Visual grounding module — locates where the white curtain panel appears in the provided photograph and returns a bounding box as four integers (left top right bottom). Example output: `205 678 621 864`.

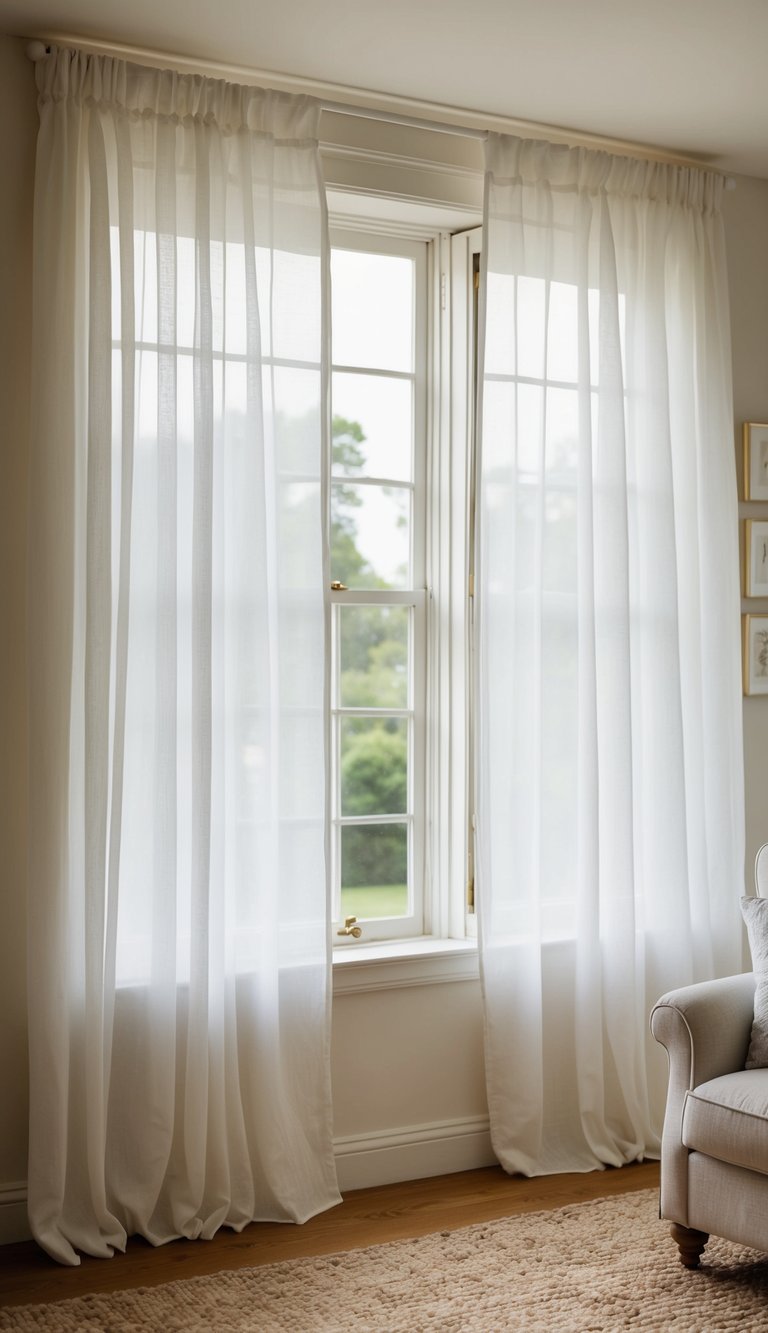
27 49 340 1265
476 134 744 1176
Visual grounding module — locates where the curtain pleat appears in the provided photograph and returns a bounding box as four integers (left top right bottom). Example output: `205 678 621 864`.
28 47 339 1266
476 134 744 1177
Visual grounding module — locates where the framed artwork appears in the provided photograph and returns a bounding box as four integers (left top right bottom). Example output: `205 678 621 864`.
745 520 768 596
743 615 768 695
743 422 768 500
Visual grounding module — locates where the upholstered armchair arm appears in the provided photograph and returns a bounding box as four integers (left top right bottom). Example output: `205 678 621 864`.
650 973 755 1226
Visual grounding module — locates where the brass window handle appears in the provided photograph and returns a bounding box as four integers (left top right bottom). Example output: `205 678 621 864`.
337 915 362 938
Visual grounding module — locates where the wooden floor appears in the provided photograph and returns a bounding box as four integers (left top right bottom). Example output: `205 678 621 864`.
0 1160 659 1309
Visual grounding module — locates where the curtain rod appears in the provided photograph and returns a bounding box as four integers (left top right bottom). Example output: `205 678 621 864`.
26 35 733 180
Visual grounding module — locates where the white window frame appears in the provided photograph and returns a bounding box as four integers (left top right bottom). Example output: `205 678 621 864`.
429 226 482 944
328 217 482 967
329 229 429 944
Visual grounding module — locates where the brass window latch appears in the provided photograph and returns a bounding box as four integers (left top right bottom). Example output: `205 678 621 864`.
330 581 348 591
337 915 362 938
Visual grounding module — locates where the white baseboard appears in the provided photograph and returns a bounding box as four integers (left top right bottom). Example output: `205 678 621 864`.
1 1120 496 1245
333 1114 496 1192
0 1183 31 1245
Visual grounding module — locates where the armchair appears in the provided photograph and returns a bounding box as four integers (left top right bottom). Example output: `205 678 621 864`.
651 848 768 1268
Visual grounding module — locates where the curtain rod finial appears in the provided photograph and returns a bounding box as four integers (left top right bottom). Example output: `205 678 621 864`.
27 41 51 62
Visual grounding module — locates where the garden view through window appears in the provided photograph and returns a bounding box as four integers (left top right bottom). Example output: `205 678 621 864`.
330 239 426 936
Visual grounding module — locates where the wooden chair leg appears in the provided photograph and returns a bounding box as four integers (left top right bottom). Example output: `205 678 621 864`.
670 1222 709 1269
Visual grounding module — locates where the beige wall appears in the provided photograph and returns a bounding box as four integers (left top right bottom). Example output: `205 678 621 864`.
723 177 768 892
0 34 35 1188
2 30 768 1228
332 980 487 1139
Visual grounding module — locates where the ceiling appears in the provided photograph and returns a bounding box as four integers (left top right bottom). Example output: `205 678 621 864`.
3 0 768 177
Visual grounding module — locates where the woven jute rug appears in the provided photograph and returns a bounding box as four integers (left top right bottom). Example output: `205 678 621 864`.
3 1188 768 1331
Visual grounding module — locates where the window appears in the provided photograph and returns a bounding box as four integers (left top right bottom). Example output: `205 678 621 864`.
329 234 428 943
328 222 482 951
108 210 481 968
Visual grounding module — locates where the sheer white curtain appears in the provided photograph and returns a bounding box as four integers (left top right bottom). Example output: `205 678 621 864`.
476 134 744 1176
27 49 340 1265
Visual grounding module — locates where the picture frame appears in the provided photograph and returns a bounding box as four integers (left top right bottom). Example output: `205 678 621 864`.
745 520 768 596
743 422 768 500
743 614 768 695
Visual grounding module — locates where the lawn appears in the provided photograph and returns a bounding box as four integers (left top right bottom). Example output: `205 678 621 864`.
341 884 407 920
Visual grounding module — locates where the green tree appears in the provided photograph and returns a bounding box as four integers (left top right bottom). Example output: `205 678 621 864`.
331 415 380 588
332 415 366 475
323 413 408 897
341 726 407 816
339 612 408 701
341 825 407 898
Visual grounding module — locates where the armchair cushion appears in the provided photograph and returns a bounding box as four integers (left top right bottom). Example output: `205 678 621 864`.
740 896 768 1068
682 1068 768 1175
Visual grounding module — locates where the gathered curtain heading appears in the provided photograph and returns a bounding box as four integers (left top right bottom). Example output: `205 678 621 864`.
484 132 724 214
35 46 321 139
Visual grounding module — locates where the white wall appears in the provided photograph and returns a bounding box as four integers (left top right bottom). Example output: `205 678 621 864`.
0 33 35 1239
332 979 490 1189
2 31 768 1243
723 177 768 895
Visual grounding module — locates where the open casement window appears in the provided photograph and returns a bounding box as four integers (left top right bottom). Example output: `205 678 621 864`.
329 233 428 943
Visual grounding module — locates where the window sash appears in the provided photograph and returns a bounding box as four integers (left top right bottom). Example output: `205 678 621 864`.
329 231 428 943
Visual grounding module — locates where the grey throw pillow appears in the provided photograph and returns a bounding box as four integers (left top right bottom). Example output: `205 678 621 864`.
741 896 768 1068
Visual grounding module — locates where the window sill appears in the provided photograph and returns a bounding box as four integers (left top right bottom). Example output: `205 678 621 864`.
332 937 479 995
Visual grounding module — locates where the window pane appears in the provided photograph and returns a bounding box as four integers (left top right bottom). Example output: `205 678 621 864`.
484 271 517 376
341 717 408 816
517 276 545 380
331 483 410 588
339 605 409 709
332 373 413 482
263 365 323 476
547 282 578 384
177 237 195 348
331 249 413 372
134 229 158 344
224 241 247 356
270 248 322 364
546 387 579 474
341 823 408 920
516 383 544 476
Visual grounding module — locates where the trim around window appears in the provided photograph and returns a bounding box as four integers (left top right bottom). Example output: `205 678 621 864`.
324 211 481 966
332 936 479 994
